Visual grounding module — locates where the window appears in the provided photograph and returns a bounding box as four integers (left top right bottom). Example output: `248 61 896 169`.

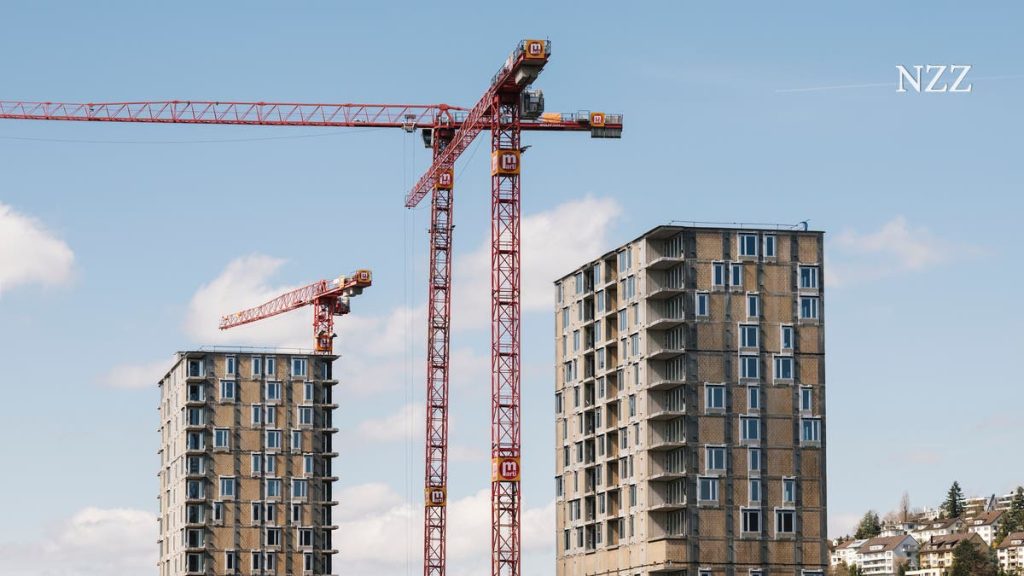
706 447 726 471
705 385 725 410
212 501 224 523
555 392 563 414
266 381 282 402
291 357 308 377
252 404 266 425
562 307 569 330
800 387 813 412
699 477 719 502
298 406 314 426
749 478 762 503
801 418 822 443
696 292 709 317
225 355 237 375
292 430 303 450
740 416 760 442
799 266 820 289
575 271 584 295
781 325 794 350
187 359 204 377
618 249 631 272
266 356 276 376
252 356 263 377
186 455 205 475
304 381 315 402
266 527 282 546
748 386 760 410
713 262 726 287
298 528 314 548
748 448 762 472
213 428 230 449
186 479 205 499
266 430 282 450
730 263 743 287
776 509 796 534
304 454 314 476
740 324 758 348
252 453 264 475
266 478 282 499
573 330 580 352
186 553 204 573
220 380 236 401
292 479 308 499
783 478 796 503
225 551 237 571
219 477 236 499
630 333 639 357
740 355 759 380
628 394 636 418
630 484 638 507
739 234 758 257
747 293 760 317
557 282 563 303
742 508 762 533
774 356 794 381
764 235 776 258
618 309 627 331
186 431 204 450
800 296 820 320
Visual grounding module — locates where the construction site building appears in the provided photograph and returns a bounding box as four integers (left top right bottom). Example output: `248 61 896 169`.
158 350 338 576
554 224 828 576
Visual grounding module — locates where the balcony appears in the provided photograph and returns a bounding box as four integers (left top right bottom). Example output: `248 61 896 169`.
647 333 685 360
647 269 685 300
648 512 688 541
648 455 687 481
647 242 685 270
648 362 685 390
649 421 686 450
648 391 685 420
647 301 685 330
649 486 687 512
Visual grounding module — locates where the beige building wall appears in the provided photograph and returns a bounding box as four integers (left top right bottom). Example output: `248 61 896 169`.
554 225 827 576
158 350 339 576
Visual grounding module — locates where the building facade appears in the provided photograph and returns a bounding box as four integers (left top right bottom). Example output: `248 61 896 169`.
158 350 338 576
997 532 1024 574
855 535 918 576
912 532 986 574
554 225 827 576
966 510 1003 545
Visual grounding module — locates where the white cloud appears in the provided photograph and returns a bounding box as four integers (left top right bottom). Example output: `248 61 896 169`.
0 507 155 576
97 356 174 389
356 402 424 442
336 483 554 576
452 196 621 330
183 254 307 347
830 217 973 286
0 203 74 296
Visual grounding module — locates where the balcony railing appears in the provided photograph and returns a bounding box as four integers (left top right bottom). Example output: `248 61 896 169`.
649 422 686 450
647 301 685 330
648 392 685 420
648 455 687 481
649 486 687 511
647 333 685 360
646 270 685 299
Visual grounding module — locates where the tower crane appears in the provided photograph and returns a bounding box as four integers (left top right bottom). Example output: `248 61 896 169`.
0 38 621 576
219 270 372 354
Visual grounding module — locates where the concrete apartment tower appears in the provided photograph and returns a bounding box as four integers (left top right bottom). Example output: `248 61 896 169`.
554 225 827 576
158 350 338 576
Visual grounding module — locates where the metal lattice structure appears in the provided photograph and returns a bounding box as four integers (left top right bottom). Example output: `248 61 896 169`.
0 40 621 576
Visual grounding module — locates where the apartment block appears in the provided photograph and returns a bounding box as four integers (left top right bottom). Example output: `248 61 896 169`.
553 225 827 576
158 350 339 576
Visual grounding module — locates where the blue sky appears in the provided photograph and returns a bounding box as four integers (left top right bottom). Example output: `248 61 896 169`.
1 2 1022 574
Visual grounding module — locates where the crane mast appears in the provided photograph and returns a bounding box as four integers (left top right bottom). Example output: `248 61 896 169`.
0 40 622 576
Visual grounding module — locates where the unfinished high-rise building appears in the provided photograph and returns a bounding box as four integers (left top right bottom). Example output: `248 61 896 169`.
158 350 338 576
554 225 827 576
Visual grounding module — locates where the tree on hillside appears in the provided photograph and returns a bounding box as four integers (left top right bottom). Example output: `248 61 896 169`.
899 491 912 523
855 510 882 539
942 481 966 519
996 486 1024 544
950 539 997 576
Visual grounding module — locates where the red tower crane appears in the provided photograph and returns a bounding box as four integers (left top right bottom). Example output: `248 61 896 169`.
218 270 372 354
0 39 621 576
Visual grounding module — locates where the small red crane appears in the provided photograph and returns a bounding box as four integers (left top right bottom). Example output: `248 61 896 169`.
218 270 372 354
